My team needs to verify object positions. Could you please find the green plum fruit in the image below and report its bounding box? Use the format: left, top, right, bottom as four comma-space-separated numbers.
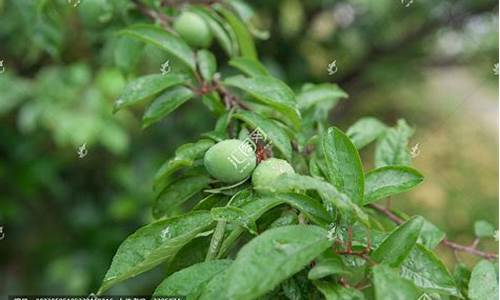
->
252, 158, 295, 192
204, 139, 256, 183
174, 11, 213, 48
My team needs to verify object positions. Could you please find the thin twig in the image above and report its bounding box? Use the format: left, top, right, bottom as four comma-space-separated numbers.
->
368, 203, 498, 260
132, 0, 173, 31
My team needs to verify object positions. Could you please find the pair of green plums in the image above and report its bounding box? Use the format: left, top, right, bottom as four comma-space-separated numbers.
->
204, 139, 294, 191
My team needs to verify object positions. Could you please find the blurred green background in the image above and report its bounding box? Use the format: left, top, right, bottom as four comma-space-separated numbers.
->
0, 0, 498, 295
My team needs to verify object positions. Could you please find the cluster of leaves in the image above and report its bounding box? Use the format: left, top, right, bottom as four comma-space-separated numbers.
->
97, 1, 498, 299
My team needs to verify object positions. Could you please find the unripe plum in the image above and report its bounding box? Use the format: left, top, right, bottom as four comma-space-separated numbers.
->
252, 158, 295, 192
174, 12, 213, 48
204, 139, 256, 183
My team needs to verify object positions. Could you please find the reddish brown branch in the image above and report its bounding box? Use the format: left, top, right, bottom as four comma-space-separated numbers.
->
368, 203, 498, 260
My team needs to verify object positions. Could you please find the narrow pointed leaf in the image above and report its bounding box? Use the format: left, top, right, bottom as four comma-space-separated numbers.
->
270, 173, 370, 226
321, 127, 364, 205
371, 216, 424, 267
372, 264, 422, 300
153, 175, 212, 218
153, 260, 232, 298
200, 225, 332, 300
211, 206, 257, 235
375, 119, 414, 168
197, 50, 217, 81
120, 24, 196, 70
297, 83, 347, 111
229, 57, 269, 77
401, 244, 460, 296
308, 251, 351, 280
216, 7, 257, 59
114, 73, 186, 112
143, 86, 194, 128
234, 111, 292, 160
224, 75, 301, 130
418, 218, 445, 249
364, 166, 423, 205
347, 117, 387, 149
98, 211, 214, 294
154, 139, 214, 191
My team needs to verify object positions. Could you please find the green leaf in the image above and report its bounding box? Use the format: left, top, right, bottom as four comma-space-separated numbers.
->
234, 111, 292, 161
114, 73, 186, 112
320, 127, 365, 205
418, 219, 445, 249
346, 117, 387, 149
372, 264, 422, 300
271, 174, 370, 226
120, 24, 196, 70
468, 260, 499, 300
224, 75, 301, 130
154, 260, 232, 298
142, 86, 194, 128
216, 6, 257, 59
313, 281, 365, 300
114, 37, 143, 73
297, 83, 347, 111
453, 263, 471, 297
200, 225, 332, 300
229, 57, 269, 77
375, 119, 414, 168
274, 193, 331, 226
268, 211, 298, 228
97, 211, 214, 294
153, 175, 212, 219
197, 50, 217, 81
154, 139, 214, 191
308, 251, 351, 280
202, 91, 226, 115
401, 244, 460, 296
364, 166, 423, 205
216, 192, 330, 258
189, 7, 235, 57
211, 206, 257, 235
474, 220, 496, 238
371, 216, 424, 267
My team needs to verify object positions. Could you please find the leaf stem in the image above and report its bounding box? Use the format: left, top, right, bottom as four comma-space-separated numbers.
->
368, 203, 498, 260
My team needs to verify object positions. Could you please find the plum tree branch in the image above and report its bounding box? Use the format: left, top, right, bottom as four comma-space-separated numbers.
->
368, 203, 498, 260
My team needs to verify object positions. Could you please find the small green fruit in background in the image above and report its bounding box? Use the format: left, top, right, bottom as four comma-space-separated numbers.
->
204, 139, 256, 183
174, 11, 213, 48
252, 158, 295, 192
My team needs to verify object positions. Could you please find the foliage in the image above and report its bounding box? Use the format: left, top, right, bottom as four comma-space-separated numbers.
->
0, 0, 497, 298
85, 1, 498, 299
